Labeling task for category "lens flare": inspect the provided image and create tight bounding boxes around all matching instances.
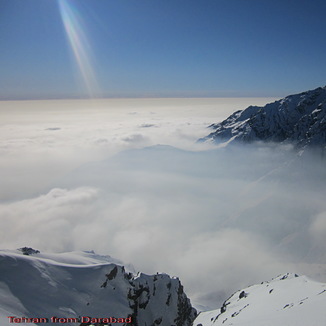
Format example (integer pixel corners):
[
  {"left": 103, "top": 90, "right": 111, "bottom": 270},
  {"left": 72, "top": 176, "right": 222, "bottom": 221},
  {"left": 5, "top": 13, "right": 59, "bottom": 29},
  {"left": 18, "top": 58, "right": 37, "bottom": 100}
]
[{"left": 58, "top": 0, "right": 99, "bottom": 97}]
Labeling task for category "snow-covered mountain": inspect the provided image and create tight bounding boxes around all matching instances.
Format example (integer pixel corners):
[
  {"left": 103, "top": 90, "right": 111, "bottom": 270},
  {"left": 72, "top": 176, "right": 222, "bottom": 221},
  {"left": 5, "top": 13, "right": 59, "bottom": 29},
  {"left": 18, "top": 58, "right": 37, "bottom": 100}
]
[
  {"left": 0, "top": 249, "right": 196, "bottom": 326},
  {"left": 201, "top": 86, "right": 326, "bottom": 152},
  {"left": 1, "top": 249, "right": 326, "bottom": 326},
  {"left": 194, "top": 273, "right": 326, "bottom": 326}
]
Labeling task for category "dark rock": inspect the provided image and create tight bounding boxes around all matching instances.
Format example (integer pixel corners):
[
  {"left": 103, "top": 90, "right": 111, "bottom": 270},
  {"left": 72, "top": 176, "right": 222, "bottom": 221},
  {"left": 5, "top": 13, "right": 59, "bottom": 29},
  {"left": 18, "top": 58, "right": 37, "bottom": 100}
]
[
  {"left": 239, "top": 291, "right": 247, "bottom": 299},
  {"left": 18, "top": 247, "right": 40, "bottom": 255},
  {"left": 106, "top": 266, "right": 118, "bottom": 280}
]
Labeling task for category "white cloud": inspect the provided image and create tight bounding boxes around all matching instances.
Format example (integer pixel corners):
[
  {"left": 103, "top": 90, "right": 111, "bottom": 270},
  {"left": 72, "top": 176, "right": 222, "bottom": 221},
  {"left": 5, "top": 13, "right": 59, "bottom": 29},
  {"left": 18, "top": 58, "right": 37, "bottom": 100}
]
[
  {"left": 0, "top": 98, "right": 325, "bottom": 309},
  {"left": 0, "top": 187, "right": 99, "bottom": 252}
]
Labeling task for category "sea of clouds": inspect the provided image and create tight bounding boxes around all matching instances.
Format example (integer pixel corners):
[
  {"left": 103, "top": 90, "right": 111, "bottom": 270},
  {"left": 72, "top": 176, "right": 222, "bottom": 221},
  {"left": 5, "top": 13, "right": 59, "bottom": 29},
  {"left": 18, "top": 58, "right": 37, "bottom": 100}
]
[{"left": 0, "top": 98, "right": 325, "bottom": 309}]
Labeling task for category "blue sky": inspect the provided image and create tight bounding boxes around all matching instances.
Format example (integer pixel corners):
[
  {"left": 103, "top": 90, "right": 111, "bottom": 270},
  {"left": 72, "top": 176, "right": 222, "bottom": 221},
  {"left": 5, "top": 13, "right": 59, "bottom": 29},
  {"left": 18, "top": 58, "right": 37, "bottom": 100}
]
[{"left": 1, "top": 0, "right": 326, "bottom": 99}]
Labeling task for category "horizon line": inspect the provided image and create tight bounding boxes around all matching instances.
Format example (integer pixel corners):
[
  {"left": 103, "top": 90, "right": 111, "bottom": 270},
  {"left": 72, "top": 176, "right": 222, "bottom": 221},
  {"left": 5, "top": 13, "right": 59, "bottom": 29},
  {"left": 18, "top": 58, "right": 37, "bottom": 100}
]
[{"left": 0, "top": 94, "right": 283, "bottom": 102}]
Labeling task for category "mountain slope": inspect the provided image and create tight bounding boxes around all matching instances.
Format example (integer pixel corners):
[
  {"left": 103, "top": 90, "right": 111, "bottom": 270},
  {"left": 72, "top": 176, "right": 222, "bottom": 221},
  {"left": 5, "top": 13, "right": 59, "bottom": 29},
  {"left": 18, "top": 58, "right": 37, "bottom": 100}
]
[
  {"left": 0, "top": 249, "right": 196, "bottom": 326},
  {"left": 201, "top": 86, "right": 326, "bottom": 152},
  {"left": 2, "top": 250, "right": 326, "bottom": 326},
  {"left": 194, "top": 273, "right": 326, "bottom": 326}
]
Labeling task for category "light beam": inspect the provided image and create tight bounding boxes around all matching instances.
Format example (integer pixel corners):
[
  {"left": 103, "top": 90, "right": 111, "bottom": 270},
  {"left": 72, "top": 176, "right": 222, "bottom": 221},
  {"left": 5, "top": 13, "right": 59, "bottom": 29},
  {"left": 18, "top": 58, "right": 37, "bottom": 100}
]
[{"left": 58, "top": 0, "right": 100, "bottom": 98}]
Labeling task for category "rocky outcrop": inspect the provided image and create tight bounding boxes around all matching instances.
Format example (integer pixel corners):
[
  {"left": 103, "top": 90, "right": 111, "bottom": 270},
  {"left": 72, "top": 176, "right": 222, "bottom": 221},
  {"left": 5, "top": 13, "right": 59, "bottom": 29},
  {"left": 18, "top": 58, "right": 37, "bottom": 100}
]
[
  {"left": 84, "top": 266, "right": 196, "bottom": 326},
  {"left": 17, "top": 247, "right": 40, "bottom": 255},
  {"left": 124, "top": 271, "right": 196, "bottom": 326}
]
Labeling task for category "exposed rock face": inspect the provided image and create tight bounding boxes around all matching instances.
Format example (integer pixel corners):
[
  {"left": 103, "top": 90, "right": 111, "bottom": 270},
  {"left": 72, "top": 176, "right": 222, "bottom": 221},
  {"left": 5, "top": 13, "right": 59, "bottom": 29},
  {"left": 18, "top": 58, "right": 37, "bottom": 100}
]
[
  {"left": 84, "top": 265, "right": 197, "bottom": 326},
  {"left": 201, "top": 86, "right": 326, "bottom": 153},
  {"left": 126, "top": 272, "right": 196, "bottom": 326}
]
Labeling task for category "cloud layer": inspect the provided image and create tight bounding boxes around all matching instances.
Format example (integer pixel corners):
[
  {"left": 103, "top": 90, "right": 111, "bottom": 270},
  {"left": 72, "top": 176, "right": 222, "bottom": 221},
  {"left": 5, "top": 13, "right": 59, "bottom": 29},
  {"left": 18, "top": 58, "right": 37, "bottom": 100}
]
[{"left": 0, "top": 98, "right": 325, "bottom": 309}]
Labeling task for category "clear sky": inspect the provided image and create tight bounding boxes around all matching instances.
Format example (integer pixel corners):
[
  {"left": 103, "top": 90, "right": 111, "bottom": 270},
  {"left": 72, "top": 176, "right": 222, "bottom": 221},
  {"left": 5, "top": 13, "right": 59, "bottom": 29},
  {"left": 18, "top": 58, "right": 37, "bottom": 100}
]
[{"left": 1, "top": 0, "right": 326, "bottom": 99}]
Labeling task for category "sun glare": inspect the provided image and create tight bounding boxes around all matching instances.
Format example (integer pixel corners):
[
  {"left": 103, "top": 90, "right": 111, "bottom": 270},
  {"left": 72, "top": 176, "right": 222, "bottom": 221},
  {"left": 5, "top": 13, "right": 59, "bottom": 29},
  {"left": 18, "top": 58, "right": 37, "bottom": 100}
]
[{"left": 57, "top": 0, "right": 100, "bottom": 98}]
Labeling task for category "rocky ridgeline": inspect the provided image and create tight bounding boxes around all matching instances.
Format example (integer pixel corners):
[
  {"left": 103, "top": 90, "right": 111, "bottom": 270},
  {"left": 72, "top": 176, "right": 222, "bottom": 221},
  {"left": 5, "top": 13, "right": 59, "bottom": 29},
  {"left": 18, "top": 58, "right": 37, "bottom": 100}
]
[
  {"left": 201, "top": 86, "right": 326, "bottom": 153},
  {"left": 94, "top": 265, "right": 197, "bottom": 326}
]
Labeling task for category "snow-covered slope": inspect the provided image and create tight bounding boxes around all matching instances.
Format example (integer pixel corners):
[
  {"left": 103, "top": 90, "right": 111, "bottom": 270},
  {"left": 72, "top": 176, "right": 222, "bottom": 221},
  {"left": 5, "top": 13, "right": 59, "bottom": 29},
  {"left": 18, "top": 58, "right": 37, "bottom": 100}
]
[
  {"left": 201, "top": 86, "right": 326, "bottom": 152},
  {"left": 194, "top": 273, "right": 326, "bottom": 326},
  {"left": 2, "top": 250, "right": 326, "bottom": 326},
  {"left": 0, "top": 249, "right": 196, "bottom": 326}
]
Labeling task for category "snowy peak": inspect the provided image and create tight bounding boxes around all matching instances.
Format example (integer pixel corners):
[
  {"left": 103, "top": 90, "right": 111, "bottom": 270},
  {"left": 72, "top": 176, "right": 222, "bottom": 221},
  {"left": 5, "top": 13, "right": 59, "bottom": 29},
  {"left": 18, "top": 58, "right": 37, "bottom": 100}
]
[
  {"left": 202, "top": 86, "right": 326, "bottom": 152},
  {"left": 194, "top": 273, "right": 326, "bottom": 326},
  {"left": 0, "top": 249, "right": 196, "bottom": 326}
]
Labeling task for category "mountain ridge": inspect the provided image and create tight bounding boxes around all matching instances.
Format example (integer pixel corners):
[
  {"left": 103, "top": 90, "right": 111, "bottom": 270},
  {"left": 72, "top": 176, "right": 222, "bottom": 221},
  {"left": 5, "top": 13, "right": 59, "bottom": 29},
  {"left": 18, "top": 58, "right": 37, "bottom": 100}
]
[
  {"left": 193, "top": 273, "right": 326, "bottom": 326},
  {"left": 1, "top": 249, "right": 326, "bottom": 325},
  {"left": 201, "top": 86, "right": 326, "bottom": 153},
  {"left": 0, "top": 249, "right": 196, "bottom": 326}
]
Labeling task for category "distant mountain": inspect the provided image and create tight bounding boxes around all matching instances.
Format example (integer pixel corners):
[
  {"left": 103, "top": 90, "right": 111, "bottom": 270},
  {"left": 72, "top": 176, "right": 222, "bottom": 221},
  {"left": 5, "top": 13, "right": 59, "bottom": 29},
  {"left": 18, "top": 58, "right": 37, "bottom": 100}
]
[
  {"left": 201, "top": 86, "right": 326, "bottom": 152},
  {"left": 194, "top": 273, "right": 326, "bottom": 326},
  {"left": 0, "top": 249, "right": 196, "bottom": 326}
]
